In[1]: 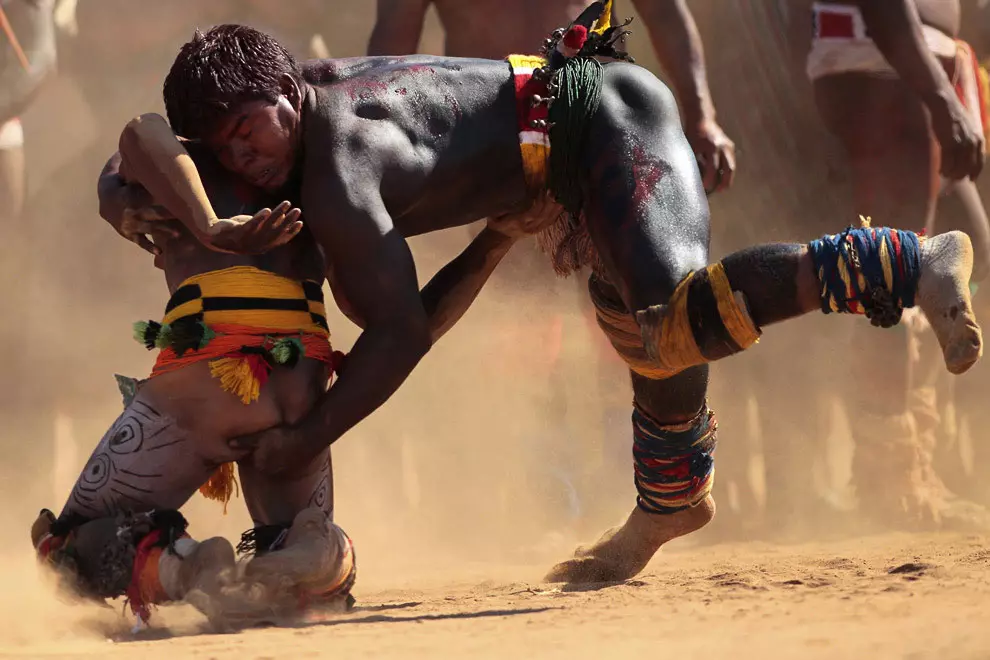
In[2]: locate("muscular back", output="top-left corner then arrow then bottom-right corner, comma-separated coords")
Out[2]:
303,56 -> 527,236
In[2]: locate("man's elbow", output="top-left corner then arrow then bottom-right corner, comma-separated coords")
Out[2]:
96,154 -> 121,214
405,313 -> 433,361
96,177 -> 120,221
369,307 -> 433,365
119,113 -> 169,154
386,306 -> 433,365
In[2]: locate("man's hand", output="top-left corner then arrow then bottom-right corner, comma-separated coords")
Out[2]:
486,192 -> 564,239
685,119 -> 736,194
926,91 -> 985,181
108,180 -> 181,255
205,200 -> 305,254
229,423 -> 310,477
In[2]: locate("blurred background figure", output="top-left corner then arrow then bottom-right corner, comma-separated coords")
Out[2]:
807,0 -> 990,532
946,0 -> 990,509
0,0 -> 58,509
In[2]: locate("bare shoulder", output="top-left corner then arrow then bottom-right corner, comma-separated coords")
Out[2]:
297,93 -> 396,252
601,62 -> 679,125
301,93 -> 393,185
300,80 -> 430,189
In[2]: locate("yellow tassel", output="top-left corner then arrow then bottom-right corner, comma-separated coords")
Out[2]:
519,142 -> 550,191
859,215 -> 872,228
209,357 -> 262,404
592,0 -> 613,35
199,463 -> 239,514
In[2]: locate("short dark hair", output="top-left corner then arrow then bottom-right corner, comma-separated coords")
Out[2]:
163,24 -> 301,139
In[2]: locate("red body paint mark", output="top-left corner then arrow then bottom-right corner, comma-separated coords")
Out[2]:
445,95 -> 463,121
307,60 -> 342,84
342,80 -> 389,101
630,145 -> 663,209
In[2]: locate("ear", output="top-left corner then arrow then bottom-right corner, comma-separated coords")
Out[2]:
280,73 -> 303,112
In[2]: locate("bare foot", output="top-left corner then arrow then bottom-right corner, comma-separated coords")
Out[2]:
244,509 -> 342,592
180,537 -> 237,591
243,507 -> 354,615
917,230 -> 983,374
545,496 -> 715,584
185,581 -> 284,631
163,536 -> 289,630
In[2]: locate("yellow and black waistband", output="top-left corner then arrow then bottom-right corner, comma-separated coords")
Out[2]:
162,266 -> 328,336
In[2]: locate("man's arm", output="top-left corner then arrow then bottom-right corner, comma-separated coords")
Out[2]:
326,227 -> 516,341
328,195 -> 561,343
232,172 -> 558,466
420,194 -> 562,342
855,0 -> 983,180
631,0 -> 735,192
856,0 -> 957,102
419,227 -> 516,342
115,113 -> 303,253
117,114 -> 224,238
97,151 -> 181,255
367,0 -> 430,55
292,146 -> 433,449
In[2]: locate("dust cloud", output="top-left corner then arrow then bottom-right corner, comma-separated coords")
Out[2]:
1,0 -> 989,651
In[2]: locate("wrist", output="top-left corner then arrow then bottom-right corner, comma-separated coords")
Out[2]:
482,225 -> 522,244
684,109 -> 716,135
680,95 -> 716,131
920,87 -> 955,115
198,211 -> 221,235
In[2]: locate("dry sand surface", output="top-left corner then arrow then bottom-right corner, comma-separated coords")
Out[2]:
2,531 -> 989,659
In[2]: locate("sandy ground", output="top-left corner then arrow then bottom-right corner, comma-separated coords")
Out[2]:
3,531 -> 989,660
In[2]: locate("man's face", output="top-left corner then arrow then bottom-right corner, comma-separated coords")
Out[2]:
207,95 -> 300,192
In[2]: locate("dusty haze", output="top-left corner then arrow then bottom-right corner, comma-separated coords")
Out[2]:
1,1 -> 989,657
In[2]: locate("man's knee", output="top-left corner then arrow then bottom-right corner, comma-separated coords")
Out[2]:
635,264 -> 762,376
589,262 -> 759,382
598,63 -> 679,136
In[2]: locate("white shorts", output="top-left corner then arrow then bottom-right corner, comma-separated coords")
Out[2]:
806,2 -> 957,81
